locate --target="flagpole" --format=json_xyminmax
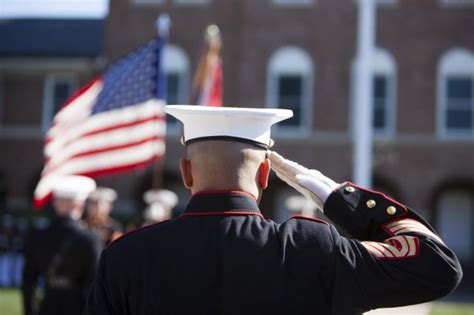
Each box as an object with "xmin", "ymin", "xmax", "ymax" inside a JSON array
[
  {"xmin": 352, "ymin": 0, "xmax": 376, "ymax": 188},
  {"xmin": 151, "ymin": 14, "xmax": 170, "ymax": 190}
]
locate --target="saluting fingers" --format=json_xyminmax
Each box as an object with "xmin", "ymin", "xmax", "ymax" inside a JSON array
[{"xmin": 268, "ymin": 151, "xmax": 309, "ymax": 178}]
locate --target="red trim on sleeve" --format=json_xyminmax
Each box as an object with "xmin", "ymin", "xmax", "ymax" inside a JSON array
[
  {"xmin": 193, "ymin": 190, "xmax": 257, "ymax": 200},
  {"xmin": 290, "ymin": 215, "xmax": 329, "ymax": 225},
  {"xmin": 180, "ymin": 211, "xmax": 263, "ymax": 218}
]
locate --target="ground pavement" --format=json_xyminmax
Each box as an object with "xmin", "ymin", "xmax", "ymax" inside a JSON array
[{"xmin": 365, "ymin": 303, "xmax": 431, "ymax": 315}]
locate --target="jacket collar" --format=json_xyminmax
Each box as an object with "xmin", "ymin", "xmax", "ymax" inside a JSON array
[{"xmin": 182, "ymin": 190, "xmax": 262, "ymax": 217}]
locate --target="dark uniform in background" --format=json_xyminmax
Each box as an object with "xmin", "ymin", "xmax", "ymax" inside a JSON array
[
  {"xmin": 22, "ymin": 216, "xmax": 103, "ymax": 315},
  {"xmin": 84, "ymin": 185, "xmax": 462, "ymax": 314},
  {"xmin": 86, "ymin": 187, "xmax": 123, "ymax": 245}
]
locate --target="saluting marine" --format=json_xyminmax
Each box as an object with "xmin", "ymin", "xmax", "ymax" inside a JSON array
[
  {"xmin": 84, "ymin": 106, "xmax": 462, "ymax": 315},
  {"xmin": 22, "ymin": 176, "xmax": 103, "ymax": 315},
  {"xmin": 87, "ymin": 187, "xmax": 123, "ymax": 244}
]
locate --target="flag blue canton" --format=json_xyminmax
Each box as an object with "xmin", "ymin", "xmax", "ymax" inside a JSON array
[{"xmin": 92, "ymin": 38, "xmax": 163, "ymax": 115}]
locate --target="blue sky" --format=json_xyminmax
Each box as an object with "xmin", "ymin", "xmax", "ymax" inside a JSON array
[{"xmin": 0, "ymin": 0, "xmax": 109, "ymax": 19}]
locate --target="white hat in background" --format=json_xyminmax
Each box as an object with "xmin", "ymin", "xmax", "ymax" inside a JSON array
[
  {"xmin": 165, "ymin": 105, "xmax": 293, "ymax": 148},
  {"xmin": 89, "ymin": 187, "xmax": 118, "ymax": 203},
  {"xmin": 143, "ymin": 189, "xmax": 178, "ymax": 209},
  {"xmin": 51, "ymin": 175, "xmax": 96, "ymax": 201}
]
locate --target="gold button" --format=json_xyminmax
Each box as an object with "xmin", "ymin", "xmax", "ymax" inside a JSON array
[
  {"xmin": 386, "ymin": 206, "xmax": 397, "ymax": 215},
  {"xmin": 366, "ymin": 200, "xmax": 376, "ymax": 208},
  {"xmin": 345, "ymin": 186, "xmax": 355, "ymax": 193}
]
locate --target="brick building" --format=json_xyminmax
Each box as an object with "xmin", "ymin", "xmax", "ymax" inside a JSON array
[{"xmin": 0, "ymin": 0, "xmax": 473, "ymax": 285}]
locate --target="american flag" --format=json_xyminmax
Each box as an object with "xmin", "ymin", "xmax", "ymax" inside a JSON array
[{"xmin": 33, "ymin": 38, "xmax": 166, "ymax": 208}]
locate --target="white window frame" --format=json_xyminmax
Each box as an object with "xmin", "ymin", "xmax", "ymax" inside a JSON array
[
  {"xmin": 42, "ymin": 74, "xmax": 79, "ymax": 132},
  {"xmin": 163, "ymin": 45, "xmax": 190, "ymax": 134},
  {"xmin": 437, "ymin": 48, "xmax": 474, "ymax": 140},
  {"xmin": 272, "ymin": 0, "xmax": 315, "ymax": 7},
  {"xmin": 266, "ymin": 46, "xmax": 313, "ymax": 136}
]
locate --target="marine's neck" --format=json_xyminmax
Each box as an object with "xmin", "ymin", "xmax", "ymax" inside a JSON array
[{"xmin": 191, "ymin": 181, "xmax": 260, "ymax": 202}]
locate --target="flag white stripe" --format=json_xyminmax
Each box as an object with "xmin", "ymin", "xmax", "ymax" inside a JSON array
[
  {"xmin": 45, "ymin": 99, "xmax": 165, "ymax": 157},
  {"xmin": 34, "ymin": 139, "xmax": 165, "ymax": 201},
  {"xmin": 44, "ymin": 119, "xmax": 166, "ymax": 173}
]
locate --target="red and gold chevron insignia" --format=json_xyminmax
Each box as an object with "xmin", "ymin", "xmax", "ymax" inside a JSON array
[
  {"xmin": 362, "ymin": 235, "xmax": 420, "ymax": 260},
  {"xmin": 383, "ymin": 218, "xmax": 444, "ymax": 244}
]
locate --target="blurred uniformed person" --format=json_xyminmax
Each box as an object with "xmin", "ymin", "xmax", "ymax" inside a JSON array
[
  {"xmin": 22, "ymin": 175, "xmax": 103, "ymax": 315},
  {"xmin": 87, "ymin": 187, "xmax": 123, "ymax": 244},
  {"xmin": 84, "ymin": 106, "xmax": 462, "ymax": 315},
  {"xmin": 142, "ymin": 189, "xmax": 178, "ymax": 226}
]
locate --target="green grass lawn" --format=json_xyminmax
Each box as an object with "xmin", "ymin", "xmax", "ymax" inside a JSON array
[
  {"xmin": 1, "ymin": 289, "xmax": 473, "ymax": 314},
  {"xmin": 0, "ymin": 289, "xmax": 21, "ymax": 315},
  {"xmin": 430, "ymin": 303, "xmax": 474, "ymax": 315}
]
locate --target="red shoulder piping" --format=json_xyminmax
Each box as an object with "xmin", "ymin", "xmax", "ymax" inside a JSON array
[{"xmin": 106, "ymin": 219, "xmax": 171, "ymax": 249}]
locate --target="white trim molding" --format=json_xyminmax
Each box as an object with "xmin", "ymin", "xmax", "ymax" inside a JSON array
[
  {"xmin": 437, "ymin": 48, "xmax": 474, "ymax": 140},
  {"xmin": 266, "ymin": 46, "xmax": 314, "ymax": 137}
]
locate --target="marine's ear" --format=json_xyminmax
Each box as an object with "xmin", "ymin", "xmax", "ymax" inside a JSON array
[
  {"xmin": 258, "ymin": 158, "xmax": 270, "ymax": 190},
  {"xmin": 179, "ymin": 158, "xmax": 193, "ymax": 189}
]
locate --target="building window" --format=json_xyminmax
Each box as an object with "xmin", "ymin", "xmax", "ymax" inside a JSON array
[
  {"xmin": 162, "ymin": 45, "xmax": 190, "ymax": 131},
  {"xmin": 372, "ymin": 48, "xmax": 396, "ymax": 137},
  {"xmin": 42, "ymin": 75, "xmax": 78, "ymax": 130},
  {"xmin": 437, "ymin": 48, "xmax": 474, "ymax": 138},
  {"xmin": 267, "ymin": 47, "xmax": 313, "ymax": 133},
  {"xmin": 445, "ymin": 78, "xmax": 473, "ymax": 131},
  {"xmin": 436, "ymin": 189, "xmax": 474, "ymax": 261}
]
